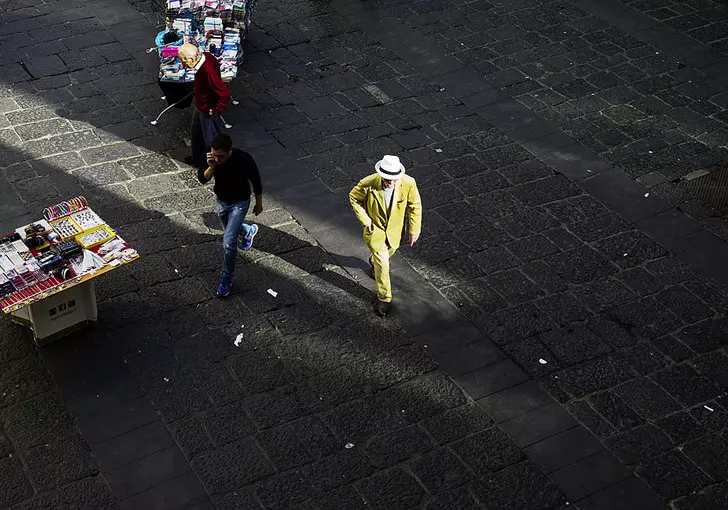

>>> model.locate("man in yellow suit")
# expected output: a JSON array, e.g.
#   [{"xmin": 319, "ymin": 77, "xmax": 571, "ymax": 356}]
[{"xmin": 349, "ymin": 155, "xmax": 423, "ymax": 317}]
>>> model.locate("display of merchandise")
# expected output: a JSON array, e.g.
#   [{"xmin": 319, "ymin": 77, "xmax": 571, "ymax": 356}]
[
  {"xmin": 0, "ymin": 199, "xmax": 139, "ymax": 312},
  {"xmin": 76, "ymin": 226, "xmax": 116, "ymax": 249},
  {"xmin": 43, "ymin": 196, "xmax": 88, "ymax": 221},
  {"xmin": 50, "ymin": 217, "xmax": 82, "ymax": 239},
  {"xmin": 71, "ymin": 209, "xmax": 105, "ymax": 231},
  {"xmin": 157, "ymin": 0, "xmax": 258, "ymax": 83}
]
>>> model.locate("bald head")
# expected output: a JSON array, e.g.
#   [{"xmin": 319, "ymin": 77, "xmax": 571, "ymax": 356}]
[{"xmin": 179, "ymin": 43, "xmax": 201, "ymax": 68}]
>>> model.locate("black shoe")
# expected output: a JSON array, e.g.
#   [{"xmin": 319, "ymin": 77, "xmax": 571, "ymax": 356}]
[
  {"xmin": 375, "ymin": 300, "xmax": 391, "ymax": 317},
  {"xmin": 367, "ymin": 258, "xmax": 374, "ymax": 279}
]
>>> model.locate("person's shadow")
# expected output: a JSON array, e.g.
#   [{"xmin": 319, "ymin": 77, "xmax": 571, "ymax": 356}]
[{"xmin": 199, "ymin": 210, "xmax": 377, "ymax": 310}]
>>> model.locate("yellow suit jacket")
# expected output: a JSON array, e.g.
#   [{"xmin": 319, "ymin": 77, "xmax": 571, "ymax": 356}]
[{"xmin": 349, "ymin": 174, "xmax": 423, "ymax": 252}]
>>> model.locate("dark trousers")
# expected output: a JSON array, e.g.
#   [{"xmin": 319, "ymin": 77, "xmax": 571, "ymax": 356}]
[{"xmin": 191, "ymin": 108, "xmax": 221, "ymax": 170}]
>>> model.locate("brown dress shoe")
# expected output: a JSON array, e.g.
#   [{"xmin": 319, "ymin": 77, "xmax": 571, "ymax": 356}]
[{"xmin": 375, "ymin": 300, "xmax": 391, "ymax": 317}]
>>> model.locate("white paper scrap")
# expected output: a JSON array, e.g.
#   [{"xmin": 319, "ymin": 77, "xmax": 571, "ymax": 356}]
[
  {"xmin": 234, "ymin": 333, "xmax": 244, "ymax": 347},
  {"xmin": 267, "ymin": 289, "xmax": 278, "ymax": 297},
  {"xmin": 539, "ymin": 358, "xmax": 548, "ymax": 364}
]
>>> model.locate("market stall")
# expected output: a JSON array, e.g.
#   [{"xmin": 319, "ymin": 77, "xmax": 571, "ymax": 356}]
[
  {"xmin": 1, "ymin": 197, "xmax": 139, "ymax": 345},
  {"xmin": 149, "ymin": 0, "xmax": 257, "ymax": 125}
]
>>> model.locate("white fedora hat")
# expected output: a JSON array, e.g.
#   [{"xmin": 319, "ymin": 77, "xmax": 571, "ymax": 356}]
[{"xmin": 375, "ymin": 155, "xmax": 405, "ymax": 180}]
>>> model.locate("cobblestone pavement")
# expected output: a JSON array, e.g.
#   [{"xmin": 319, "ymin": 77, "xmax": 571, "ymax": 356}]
[{"xmin": 0, "ymin": 0, "xmax": 727, "ymax": 509}]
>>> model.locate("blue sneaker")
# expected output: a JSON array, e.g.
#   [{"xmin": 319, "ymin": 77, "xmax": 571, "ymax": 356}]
[
  {"xmin": 240, "ymin": 224, "xmax": 258, "ymax": 251},
  {"xmin": 216, "ymin": 277, "xmax": 232, "ymax": 297}
]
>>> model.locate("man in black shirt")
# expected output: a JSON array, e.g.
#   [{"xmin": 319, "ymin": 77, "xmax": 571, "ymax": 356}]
[{"xmin": 198, "ymin": 133, "xmax": 263, "ymax": 297}]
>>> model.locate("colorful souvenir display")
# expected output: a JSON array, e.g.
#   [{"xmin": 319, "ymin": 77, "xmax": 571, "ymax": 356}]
[
  {"xmin": 0, "ymin": 198, "xmax": 139, "ymax": 313},
  {"xmin": 157, "ymin": 0, "xmax": 258, "ymax": 83}
]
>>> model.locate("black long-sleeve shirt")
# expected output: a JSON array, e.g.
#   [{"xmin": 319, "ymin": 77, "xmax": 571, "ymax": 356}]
[{"xmin": 197, "ymin": 148, "xmax": 263, "ymax": 204}]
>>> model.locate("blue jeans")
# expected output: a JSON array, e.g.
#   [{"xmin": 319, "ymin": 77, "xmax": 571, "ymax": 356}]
[{"xmin": 217, "ymin": 199, "xmax": 254, "ymax": 281}]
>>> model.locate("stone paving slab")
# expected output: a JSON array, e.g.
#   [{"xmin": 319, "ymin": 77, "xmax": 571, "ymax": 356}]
[{"xmin": 0, "ymin": 0, "xmax": 726, "ymax": 508}]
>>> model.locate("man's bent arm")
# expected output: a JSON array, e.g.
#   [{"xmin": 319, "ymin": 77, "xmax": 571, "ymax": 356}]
[
  {"xmin": 407, "ymin": 182, "xmax": 423, "ymax": 236},
  {"xmin": 198, "ymin": 165, "xmax": 213, "ymax": 184},
  {"xmin": 349, "ymin": 180, "xmax": 371, "ymax": 227}
]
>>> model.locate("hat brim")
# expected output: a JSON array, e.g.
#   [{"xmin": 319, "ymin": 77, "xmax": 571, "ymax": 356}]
[{"xmin": 375, "ymin": 160, "xmax": 405, "ymax": 179}]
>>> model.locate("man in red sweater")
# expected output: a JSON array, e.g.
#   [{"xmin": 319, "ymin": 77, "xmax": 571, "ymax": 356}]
[{"xmin": 179, "ymin": 44, "xmax": 231, "ymax": 170}]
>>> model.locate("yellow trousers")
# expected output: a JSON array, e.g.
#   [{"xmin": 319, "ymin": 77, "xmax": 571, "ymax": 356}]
[{"xmin": 370, "ymin": 245, "xmax": 398, "ymax": 303}]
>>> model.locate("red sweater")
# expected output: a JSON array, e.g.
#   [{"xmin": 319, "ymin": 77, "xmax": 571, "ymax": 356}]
[{"xmin": 194, "ymin": 52, "xmax": 230, "ymax": 114}]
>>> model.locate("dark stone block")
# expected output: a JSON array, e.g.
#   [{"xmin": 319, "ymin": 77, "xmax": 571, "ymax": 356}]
[
  {"xmin": 15, "ymin": 475, "xmax": 117, "ymax": 510},
  {"xmin": 451, "ymin": 426, "xmax": 525, "ymax": 475},
  {"xmin": 477, "ymin": 381, "xmax": 554, "ymax": 424},
  {"xmin": 683, "ymin": 434, "xmax": 728, "ymax": 480},
  {"xmin": 422, "ymin": 403, "xmax": 493, "ymax": 444},
  {"xmin": 513, "ymin": 176, "xmax": 581, "ymax": 207},
  {"xmin": 384, "ymin": 372, "xmax": 467, "ymax": 424},
  {"xmin": 554, "ymin": 354, "xmax": 637, "ymax": 398},
  {"xmin": 414, "ymin": 320, "xmax": 484, "ymax": 356},
  {"xmin": 119, "ymin": 472, "xmax": 208, "ymax": 510},
  {"xmin": 661, "ymin": 413, "xmax": 707, "ymax": 449},
  {"xmin": 613, "ymin": 377, "xmax": 681, "ymax": 420},
  {"xmin": 306, "ymin": 449, "xmax": 374, "ymax": 492},
  {"xmin": 637, "ymin": 450, "xmax": 711, "ymax": 500},
  {"xmin": 499, "ymin": 159, "xmax": 555, "ymax": 185},
  {"xmin": 672, "ymin": 480, "xmax": 728, "ymax": 510},
  {"xmin": 564, "ymin": 400, "xmax": 617, "ymax": 440},
  {"xmin": 227, "ymin": 347, "xmax": 294, "ymax": 396},
  {"xmin": 525, "ymin": 425, "xmax": 604, "ymax": 473},
  {"xmin": 92, "ymin": 421, "xmax": 175, "ymax": 471},
  {"xmin": 551, "ymin": 450, "xmax": 631, "ymax": 501},
  {"xmin": 105, "ymin": 446, "xmax": 189, "ymax": 499},
  {"xmin": 606, "ymin": 423, "xmax": 674, "ymax": 466},
  {"xmin": 692, "ymin": 351, "xmax": 728, "ymax": 392},
  {"xmin": 501, "ymin": 403, "xmax": 578, "ymax": 448},
  {"xmin": 676, "ymin": 318, "xmax": 728, "ymax": 354},
  {"xmin": 432, "ymin": 339, "xmax": 505, "ymax": 377},
  {"xmin": 0, "ymin": 355, "xmax": 54, "ymax": 410},
  {"xmin": 456, "ymin": 278, "xmax": 510, "ymax": 313},
  {"xmin": 656, "ymin": 286, "xmax": 713, "ymax": 325},
  {"xmin": 357, "ymin": 467, "xmax": 425, "ymax": 509},
  {"xmin": 364, "ymin": 425, "xmax": 434, "ymax": 468},
  {"xmin": 323, "ymin": 394, "xmax": 407, "ymax": 445},
  {"xmin": 521, "ymin": 260, "xmax": 569, "ymax": 294},
  {"xmin": 306, "ymin": 485, "xmax": 367, "ymax": 510},
  {"xmin": 506, "ymin": 235, "xmax": 560, "ymax": 263},
  {"xmin": 290, "ymin": 415, "xmax": 339, "ymax": 460},
  {"xmin": 256, "ymin": 424, "xmax": 313, "ymax": 472},
  {"xmin": 574, "ymin": 277, "xmax": 636, "ymax": 313},
  {"xmin": 588, "ymin": 391, "xmax": 644, "ymax": 432},
  {"xmin": 616, "ymin": 267, "xmax": 663, "ymax": 296},
  {"xmin": 486, "ymin": 269, "xmax": 544, "ymax": 306},
  {"xmin": 454, "ymin": 360, "xmax": 529, "ymax": 399},
  {"xmin": 650, "ymin": 334, "xmax": 693, "ymax": 364},
  {"xmin": 651, "ymin": 364, "xmax": 722, "ymax": 407},
  {"xmin": 255, "ymin": 470, "xmax": 314, "ymax": 509},
  {"xmin": 608, "ymin": 297, "xmax": 684, "ymax": 340},
  {"xmin": 539, "ymin": 326, "xmax": 612, "ymax": 365},
  {"xmin": 486, "ymin": 303, "xmax": 556, "ymax": 341},
  {"xmin": 191, "ymin": 439, "xmax": 274, "ymax": 494},
  {"xmin": 422, "ymin": 486, "xmax": 481, "ymax": 510},
  {"xmin": 411, "ymin": 448, "xmax": 472, "ymax": 493},
  {"xmin": 502, "ymin": 337, "xmax": 560, "ymax": 378},
  {"xmin": 0, "ymin": 456, "xmax": 33, "ymax": 508},
  {"xmin": 245, "ymin": 383, "xmax": 325, "ymax": 430},
  {"xmin": 472, "ymin": 461, "xmax": 567, "ymax": 510},
  {"xmin": 470, "ymin": 246, "xmax": 521, "ymax": 274},
  {"xmin": 577, "ymin": 476, "xmax": 666, "ymax": 510},
  {"xmin": 1, "ymin": 393, "xmax": 78, "ymax": 450},
  {"xmin": 593, "ymin": 231, "xmax": 667, "ymax": 269},
  {"xmin": 545, "ymin": 245, "xmax": 617, "ymax": 284}
]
